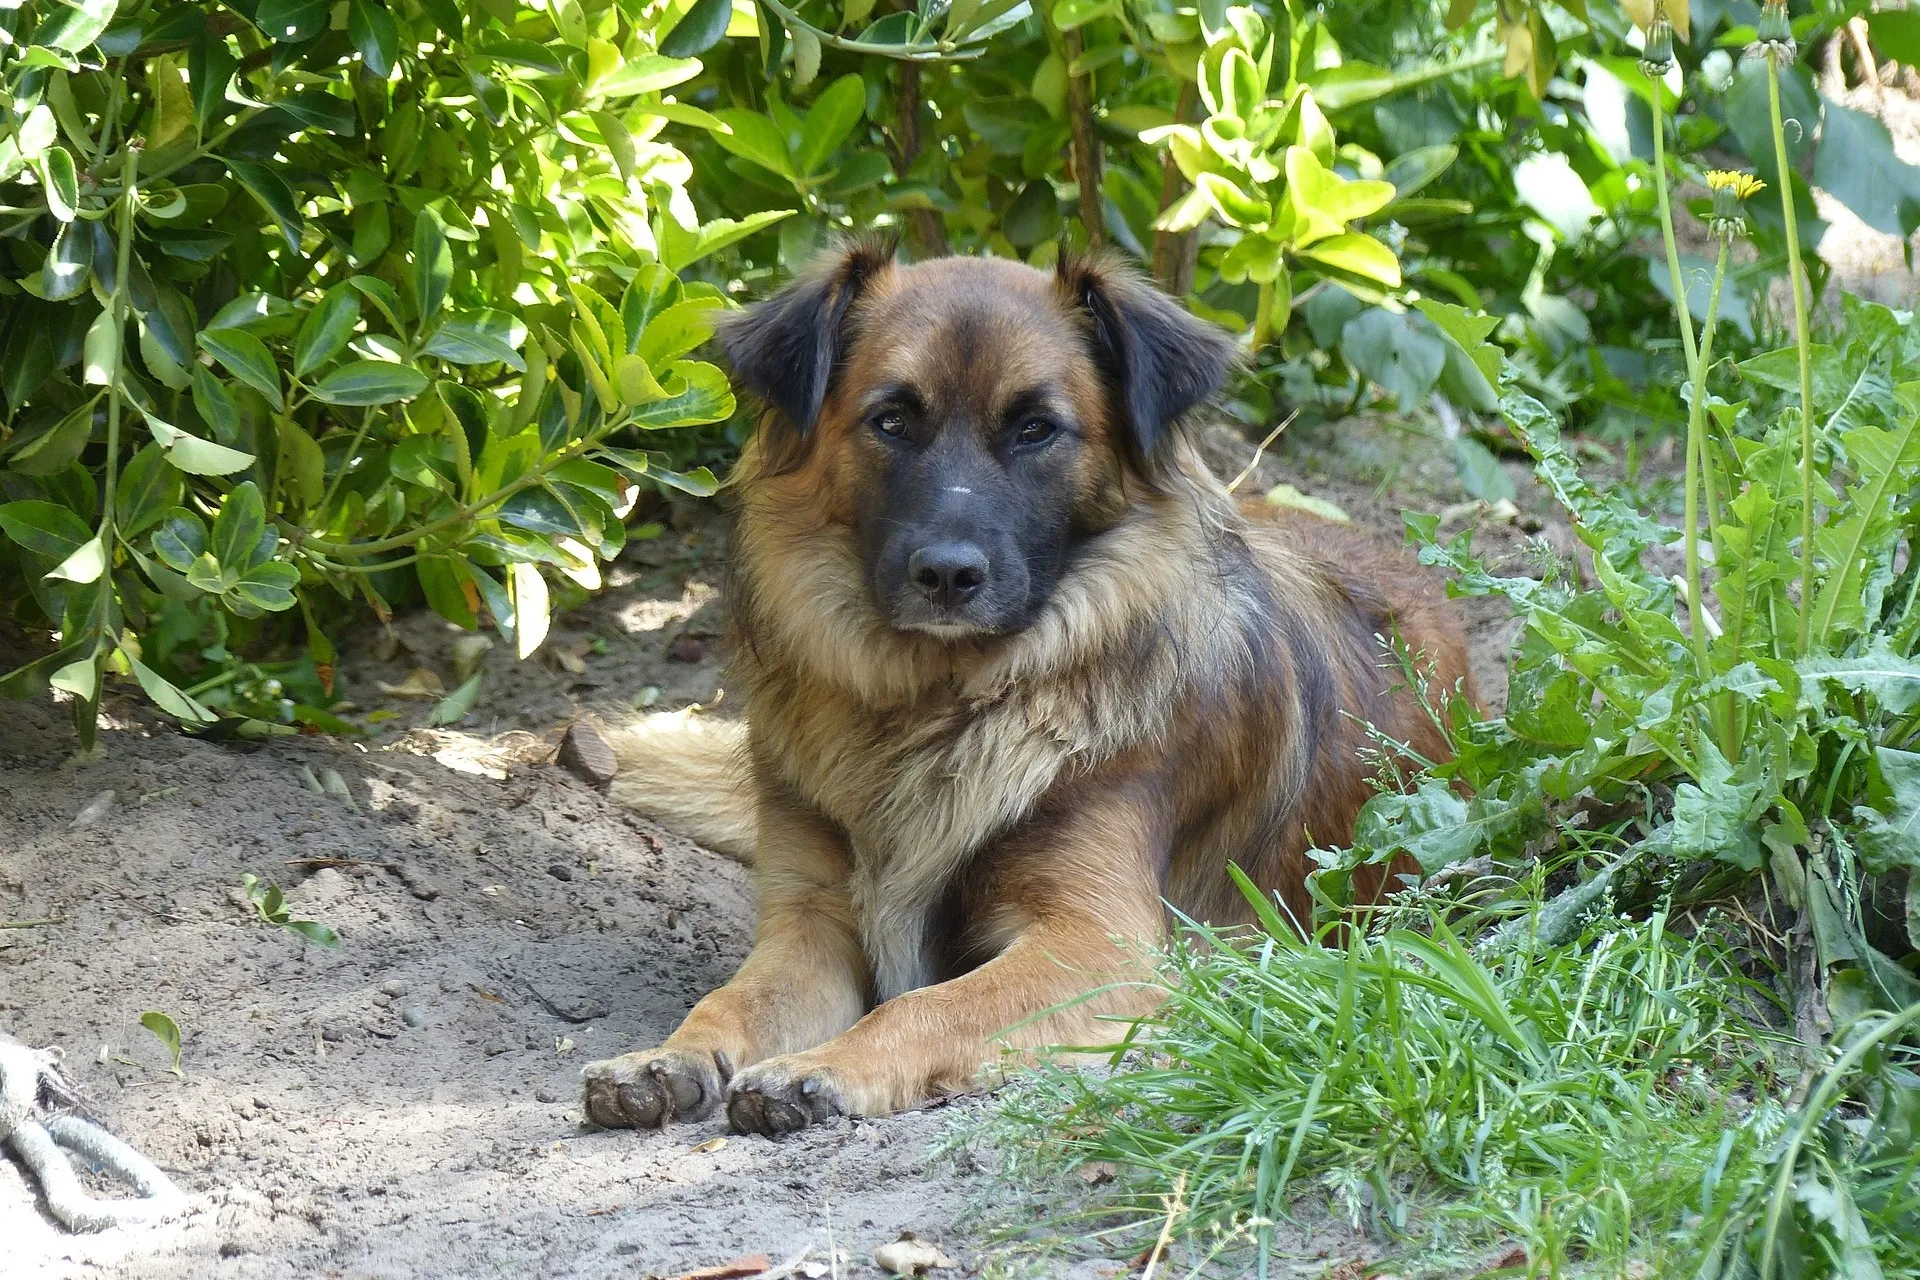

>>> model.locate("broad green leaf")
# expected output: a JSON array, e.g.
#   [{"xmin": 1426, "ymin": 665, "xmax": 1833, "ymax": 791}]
[
  {"xmin": 139, "ymin": 1010, "xmax": 184, "ymax": 1076},
  {"xmin": 82, "ymin": 309, "xmax": 119, "ymax": 386},
  {"xmin": 116, "ymin": 444, "xmax": 184, "ymax": 536},
  {"xmin": 661, "ymin": 0, "xmax": 734, "ymax": 57},
  {"xmin": 797, "ymin": 75, "xmax": 865, "ymax": 176},
  {"xmin": 151, "ymin": 508, "xmax": 209, "ymax": 573},
  {"xmin": 36, "ymin": 0, "xmax": 118, "ymax": 53},
  {"xmin": 1052, "ymin": 0, "xmax": 1111, "ymax": 31},
  {"xmin": 414, "ymin": 212, "xmax": 452, "ymax": 322},
  {"xmin": 658, "ymin": 208, "xmax": 795, "ymax": 271},
  {"xmin": 226, "ymin": 158, "xmax": 305, "ymax": 252},
  {"xmin": 46, "ymin": 534, "xmax": 106, "ymax": 584},
  {"xmin": 50, "ymin": 656, "xmax": 100, "ymax": 703},
  {"xmin": 423, "ymin": 315, "xmax": 526, "ymax": 369},
  {"xmin": 1297, "ymin": 232, "xmax": 1401, "ymax": 287},
  {"xmin": 128, "ymin": 655, "xmax": 215, "ymax": 724},
  {"xmin": 509, "ymin": 562, "xmax": 550, "ymax": 658},
  {"xmin": 1341, "ymin": 308, "xmax": 1443, "ymax": 405},
  {"xmin": 211, "ymin": 482, "xmax": 269, "ymax": 573},
  {"xmin": 426, "ymin": 673, "xmax": 483, "ymax": 726},
  {"xmin": 0, "ymin": 500, "xmax": 93, "ymax": 560},
  {"xmin": 198, "ymin": 328, "xmax": 283, "ymax": 410},
  {"xmin": 39, "ymin": 145, "xmax": 78, "ymax": 221},
  {"xmin": 38, "ymin": 221, "xmax": 93, "ymax": 300},
  {"xmin": 294, "ymin": 286, "xmax": 362, "ymax": 377},
  {"xmin": 278, "ymin": 420, "xmax": 326, "ymax": 510},
  {"xmin": 8, "ymin": 400, "xmax": 96, "ymax": 476},
  {"xmin": 710, "ymin": 110, "xmax": 796, "ymax": 178},
  {"xmin": 349, "ymin": 0, "xmax": 400, "ymax": 77},
  {"xmin": 629, "ymin": 360, "xmax": 735, "ymax": 428},
  {"xmin": 615, "ymin": 353, "xmax": 667, "ymax": 406},
  {"xmin": 231, "ymin": 560, "xmax": 301, "ymax": 611},
  {"xmin": 789, "ymin": 24, "xmax": 822, "ymax": 91},
  {"xmin": 311, "ymin": 361, "xmax": 430, "ymax": 405},
  {"xmin": 1868, "ymin": 9, "xmax": 1920, "ymax": 68},
  {"xmin": 256, "ymin": 0, "xmax": 329, "ymax": 42},
  {"xmin": 594, "ymin": 54, "xmax": 703, "ymax": 97},
  {"xmin": 635, "ymin": 300, "xmax": 722, "ymax": 369},
  {"xmin": 146, "ymin": 53, "xmax": 195, "ymax": 150},
  {"xmin": 167, "ymin": 431, "xmax": 257, "ymax": 476}
]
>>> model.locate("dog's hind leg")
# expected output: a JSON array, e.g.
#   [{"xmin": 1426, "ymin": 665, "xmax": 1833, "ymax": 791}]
[
  {"xmin": 583, "ymin": 789, "xmax": 869, "ymax": 1129},
  {"xmin": 723, "ymin": 789, "xmax": 1168, "ymax": 1135},
  {"xmin": 601, "ymin": 710, "xmax": 758, "ymax": 862}
]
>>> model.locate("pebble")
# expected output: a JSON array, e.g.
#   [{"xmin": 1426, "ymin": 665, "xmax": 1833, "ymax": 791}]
[
  {"xmin": 547, "ymin": 864, "xmax": 573, "ymax": 882},
  {"xmin": 379, "ymin": 979, "xmax": 408, "ymax": 998},
  {"xmin": 557, "ymin": 719, "xmax": 617, "ymax": 788},
  {"xmin": 534, "ymin": 1086, "xmax": 559, "ymax": 1103},
  {"xmin": 484, "ymin": 1040, "xmax": 511, "ymax": 1057},
  {"xmin": 321, "ymin": 1026, "xmax": 346, "ymax": 1043},
  {"xmin": 400, "ymin": 1006, "xmax": 426, "ymax": 1029}
]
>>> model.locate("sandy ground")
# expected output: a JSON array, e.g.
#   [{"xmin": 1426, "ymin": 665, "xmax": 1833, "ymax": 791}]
[{"xmin": 0, "ymin": 418, "xmax": 1545, "ymax": 1280}]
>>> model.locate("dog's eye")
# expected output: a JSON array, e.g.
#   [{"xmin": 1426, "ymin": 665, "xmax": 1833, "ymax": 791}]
[
  {"xmin": 1015, "ymin": 419, "xmax": 1057, "ymax": 446},
  {"xmin": 872, "ymin": 411, "xmax": 907, "ymax": 439}
]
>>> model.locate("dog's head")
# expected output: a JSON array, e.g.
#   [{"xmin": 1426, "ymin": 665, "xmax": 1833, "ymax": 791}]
[{"xmin": 719, "ymin": 242, "xmax": 1235, "ymax": 640}]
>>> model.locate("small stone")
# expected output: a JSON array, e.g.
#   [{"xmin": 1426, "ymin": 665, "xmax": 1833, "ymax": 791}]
[
  {"xmin": 547, "ymin": 864, "xmax": 573, "ymax": 882},
  {"xmin": 665, "ymin": 636, "xmax": 704, "ymax": 664},
  {"xmin": 321, "ymin": 1026, "xmax": 347, "ymax": 1043},
  {"xmin": 557, "ymin": 719, "xmax": 617, "ymax": 789},
  {"xmin": 371, "ymin": 993, "xmax": 391, "ymax": 1008},
  {"xmin": 400, "ymin": 1006, "xmax": 426, "ymax": 1029},
  {"xmin": 379, "ymin": 979, "xmax": 408, "ymax": 998},
  {"xmin": 484, "ymin": 1040, "xmax": 511, "ymax": 1057},
  {"xmin": 535, "ymin": 1086, "xmax": 558, "ymax": 1103}
]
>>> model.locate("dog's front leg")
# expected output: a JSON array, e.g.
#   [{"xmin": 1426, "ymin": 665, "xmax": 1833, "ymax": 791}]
[
  {"xmin": 724, "ymin": 794, "xmax": 1167, "ymax": 1135},
  {"xmin": 584, "ymin": 789, "xmax": 868, "ymax": 1129}
]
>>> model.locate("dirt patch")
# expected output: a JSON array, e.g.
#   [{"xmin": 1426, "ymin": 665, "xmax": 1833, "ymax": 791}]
[{"xmin": 1, "ymin": 426, "xmax": 1548, "ymax": 1278}]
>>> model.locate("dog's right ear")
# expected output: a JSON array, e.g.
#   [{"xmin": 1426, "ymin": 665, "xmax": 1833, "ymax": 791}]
[{"xmin": 717, "ymin": 237, "xmax": 898, "ymax": 440}]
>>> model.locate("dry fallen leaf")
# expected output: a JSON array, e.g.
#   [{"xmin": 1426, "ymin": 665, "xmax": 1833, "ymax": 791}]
[
  {"xmin": 666, "ymin": 1253, "xmax": 773, "ymax": 1280},
  {"xmin": 377, "ymin": 668, "xmax": 446, "ymax": 699},
  {"xmin": 690, "ymin": 1136, "xmax": 727, "ymax": 1154},
  {"xmin": 873, "ymin": 1234, "xmax": 956, "ymax": 1276},
  {"xmin": 1076, "ymin": 1161, "xmax": 1116, "ymax": 1186}
]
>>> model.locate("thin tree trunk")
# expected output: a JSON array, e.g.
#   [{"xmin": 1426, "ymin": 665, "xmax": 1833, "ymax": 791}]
[
  {"xmin": 1151, "ymin": 80, "xmax": 1199, "ymax": 291},
  {"xmin": 890, "ymin": 64, "xmax": 950, "ymax": 259},
  {"xmin": 1063, "ymin": 29, "xmax": 1104, "ymax": 248}
]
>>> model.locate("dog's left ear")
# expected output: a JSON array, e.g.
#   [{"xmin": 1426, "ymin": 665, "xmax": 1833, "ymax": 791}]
[{"xmin": 1057, "ymin": 252, "xmax": 1237, "ymax": 466}]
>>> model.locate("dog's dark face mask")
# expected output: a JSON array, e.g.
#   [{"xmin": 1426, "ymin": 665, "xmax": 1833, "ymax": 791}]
[{"xmin": 720, "ymin": 244, "xmax": 1235, "ymax": 641}]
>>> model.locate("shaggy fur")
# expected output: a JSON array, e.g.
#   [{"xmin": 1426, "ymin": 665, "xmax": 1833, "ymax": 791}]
[{"xmin": 583, "ymin": 246, "xmax": 1473, "ymax": 1136}]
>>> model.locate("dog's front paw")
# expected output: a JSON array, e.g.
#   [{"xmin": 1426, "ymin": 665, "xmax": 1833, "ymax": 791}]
[
  {"xmin": 725, "ymin": 1056, "xmax": 848, "ymax": 1136},
  {"xmin": 582, "ymin": 1047, "xmax": 731, "ymax": 1129}
]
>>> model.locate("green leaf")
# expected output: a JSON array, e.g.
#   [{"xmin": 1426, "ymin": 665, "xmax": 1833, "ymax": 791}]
[
  {"xmin": 256, "ymin": 0, "xmax": 329, "ymax": 42},
  {"xmin": 661, "ymin": 0, "xmax": 734, "ymax": 57},
  {"xmin": 128, "ymin": 654, "xmax": 215, "ymax": 724},
  {"xmin": 1340, "ymin": 308, "xmax": 1443, "ymax": 406},
  {"xmin": 83, "ymin": 308, "xmax": 119, "ymax": 387},
  {"xmin": 310, "ymin": 361, "xmax": 430, "ymax": 406},
  {"xmin": 634, "ymin": 300, "xmax": 722, "ymax": 369},
  {"xmin": 38, "ymin": 221, "xmax": 93, "ymax": 301},
  {"xmin": 139, "ymin": 1010, "xmax": 184, "ymax": 1077},
  {"xmin": 40, "ymin": 145, "xmax": 78, "ymax": 221},
  {"xmin": 230, "ymin": 560, "xmax": 301, "ymax": 611},
  {"xmin": 629, "ymin": 360, "xmax": 736, "ymax": 428},
  {"xmin": 349, "ymin": 0, "xmax": 400, "ymax": 77},
  {"xmin": 1297, "ymin": 232, "xmax": 1402, "ymax": 287},
  {"xmin": 1051, "ymin": 0, "xmax": 1112, "ymax": 31},
  {"xmin": 283, "ymin": 919, "xmax": 340, "ymax": 947},
  {"xmin": 35, "ymin": 0, "xmax": 118, "ymax": 53},
  {"xmin": 594, "ymin": 54, "xmax": 704, "ymax": 97},
  {"xmin": 1799, "ymin": 644, "xmax": 1920, "ymax": 716},
  {"xmin": 414, "ymin": 212, "xmax": 452, "ymax": 322},
  {"xmin": 1813, "ymin": 96, "xmax": 1920, "ymax": 239},
  {"xmin": 658, "ymin": 208, "xmax": 795, "ymax": 272},
  {"xmin": 788, "ymin": 24, "xmax": 822, "ymax": 91},
  {"xmin": 1453, "ymin": 438, "xmax": 1516, "ymax": 503},
  {"xmin": 211, "ymin": 482, "xmax": 270, "ymax": 572},
  {"xmin": 198, "ymin": 328, "xmax": 283, "ymax": 410},
  {"xmin": 293, "ymin": 286, "xmax": 362, "ymax": 378},
  {"xmin": 509, "ymin": 562, "xmax": 550, "ymax": 658},
  {"xmin": 423, "ymin": 315, "xmax": 526, "ymax": 369},
  {"xmin": 117, "ymin": 444, "xmax": 184, "ymax": 536},
  {"xmin": 166, "ymin": 430, "xmax": 258, "ymax": 477},
  {"xmin": 426, "ymin": 673, "xmax": 483, "ymax": 726},
  {"xmin": 225, "ymin": 158, "xmax": 305, "ymax": 252},
  {"xmin": 797, "ymin": 75, "xmax": 865, "ymax": 176},
  {"xmin": 710, "ymin": 110, "xmax": 796, "ymax": 179},
  {"xmin": 1868, "ymin": 9, "xmax": 1920, "ymax": 68},
  {"xmin": 46, "ymin": 534, "xmax": 106, "ymax": 584},
  {"xmin": 8, "ymin": 400, "xmax": 96, "ymax": 476},
  {"xmin": 151, "ymin": 509, "xmax": 209, "ymax": 573},
  {"xmin": 0, "ymin": 500, "xmax": 94, "ymax": 560}
]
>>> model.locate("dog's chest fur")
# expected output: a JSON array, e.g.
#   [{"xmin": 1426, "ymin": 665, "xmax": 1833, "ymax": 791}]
[{"xmin": 747, "ymin": 654, "xmax": 1170, "ymax": 1001}]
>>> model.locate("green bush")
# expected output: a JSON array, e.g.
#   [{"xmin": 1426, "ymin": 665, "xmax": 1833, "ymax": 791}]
[{"xmin": 0, "ymin": 0, "xmax": 764, "ymax": 742}]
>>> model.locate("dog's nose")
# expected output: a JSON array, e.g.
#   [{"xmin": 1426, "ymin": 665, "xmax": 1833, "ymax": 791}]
[{"xmin": 908, "ymin": 543, "xmax": 989, "ymax": 608}]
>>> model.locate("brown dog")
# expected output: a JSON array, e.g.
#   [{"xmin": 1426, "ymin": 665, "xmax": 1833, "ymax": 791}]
[{"xmin": 581, "ymin": 245, "xmax": 1471, "ymax": 1136}]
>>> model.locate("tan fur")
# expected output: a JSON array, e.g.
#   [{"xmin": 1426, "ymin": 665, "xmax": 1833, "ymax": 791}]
[
  {"xmin": 582, "ymin": 251, "xmax": 1474, "ymax": 1135},
  {"xmin": 603, "ymin": 710, "xmax": 755, "ymax": 863}
]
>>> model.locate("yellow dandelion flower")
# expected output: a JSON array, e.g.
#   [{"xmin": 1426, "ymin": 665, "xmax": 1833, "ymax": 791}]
[{"xmin": 1706, "ymin": 171, "xmax": 1766, "ymax": 201}]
